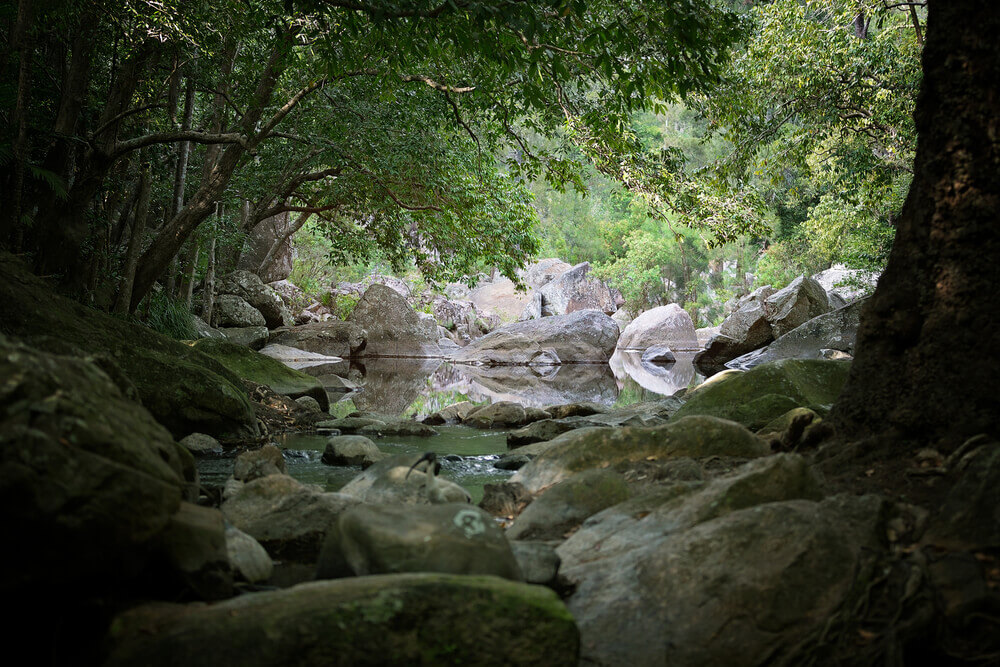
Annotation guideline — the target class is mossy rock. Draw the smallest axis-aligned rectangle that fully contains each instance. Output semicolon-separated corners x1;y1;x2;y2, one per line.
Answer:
671;359;851;430
0;335;188;592
510;416;769;493
0;253;257;439
191;338;329;411
104;574;579;667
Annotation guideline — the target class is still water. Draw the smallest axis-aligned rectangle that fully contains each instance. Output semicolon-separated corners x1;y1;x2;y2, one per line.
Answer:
198;352;699;503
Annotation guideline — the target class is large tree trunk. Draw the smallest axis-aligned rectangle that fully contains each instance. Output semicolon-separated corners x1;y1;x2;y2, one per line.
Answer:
113;164;151;314
830;0;1000;452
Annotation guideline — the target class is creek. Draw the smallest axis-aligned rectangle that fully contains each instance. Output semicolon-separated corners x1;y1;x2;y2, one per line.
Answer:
197;351;700;502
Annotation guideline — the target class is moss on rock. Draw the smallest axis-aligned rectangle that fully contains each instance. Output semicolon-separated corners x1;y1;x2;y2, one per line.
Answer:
671;359;851;430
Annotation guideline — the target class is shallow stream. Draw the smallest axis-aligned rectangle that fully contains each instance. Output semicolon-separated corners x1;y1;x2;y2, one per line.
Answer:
197;351;701;502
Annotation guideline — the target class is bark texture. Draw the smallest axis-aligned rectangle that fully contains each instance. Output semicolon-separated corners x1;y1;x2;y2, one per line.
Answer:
830;0;1000;449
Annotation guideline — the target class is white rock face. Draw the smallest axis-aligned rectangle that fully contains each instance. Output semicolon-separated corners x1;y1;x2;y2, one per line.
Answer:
617;304;699;352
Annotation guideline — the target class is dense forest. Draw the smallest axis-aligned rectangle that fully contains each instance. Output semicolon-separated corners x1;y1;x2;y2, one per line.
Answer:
2;0;999;665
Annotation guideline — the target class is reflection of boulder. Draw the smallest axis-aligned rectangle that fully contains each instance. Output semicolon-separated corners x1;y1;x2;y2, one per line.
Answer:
610;350;697;398
350;357;442;415
456;363;619;408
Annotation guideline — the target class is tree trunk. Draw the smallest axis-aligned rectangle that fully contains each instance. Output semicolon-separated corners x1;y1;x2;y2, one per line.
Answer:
830;0;1000;452
165;75;196;298
3;0;35;251
201;209;219;325
34;38;156;287
130;34;289;310
179;237;200;310
113;164;151;314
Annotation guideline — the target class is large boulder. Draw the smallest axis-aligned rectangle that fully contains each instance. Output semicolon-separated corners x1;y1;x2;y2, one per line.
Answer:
469;276;536;321
616;304;699;352
556;453;885;666
0;253;257;439
268;320;367;358
764;275;832;337
221;474;360;562
348;284;441;358
694;288;775;375
211;294;266;328
726;298;867;371
538;262;616;316
672;358;851;430
217;270;293;328
103;574;580;667
811;264;878;302
235;212;296;283
452;310;619;366
510;416;769;494
506;469;629;541
522;258;573;289
0;336;190;593
191;338;329;411
316;504;522;580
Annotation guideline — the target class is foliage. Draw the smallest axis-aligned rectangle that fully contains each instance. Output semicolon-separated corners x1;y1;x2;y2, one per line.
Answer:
138;291;198;340
693;0;922;276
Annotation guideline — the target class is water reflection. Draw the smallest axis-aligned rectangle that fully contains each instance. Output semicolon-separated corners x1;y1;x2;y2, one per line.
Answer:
609;350;699;399
312;353;697;418
456;363;619;408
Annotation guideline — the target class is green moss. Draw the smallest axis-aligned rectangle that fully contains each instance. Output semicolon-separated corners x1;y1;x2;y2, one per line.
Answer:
671;359;851;429
191;338;329;411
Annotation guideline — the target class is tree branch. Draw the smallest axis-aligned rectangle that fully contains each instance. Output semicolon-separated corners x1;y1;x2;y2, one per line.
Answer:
112;131;247;157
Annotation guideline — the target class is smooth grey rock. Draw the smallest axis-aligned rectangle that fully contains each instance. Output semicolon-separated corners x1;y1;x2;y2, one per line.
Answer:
348;284;441;358
268;320;367;358
155;502;232;600
218;325;269;350
191;314;225;339
563;489;886;667
221;474;360;562
507;469;629;541
452;310;619;365
617;304;699;352
321;435;386;468
538;262;616;315
726;298;867;371
640;345;676;365
464;401;528;428
423;400;479;425
217;270;293;328
510;541;561;586
316;504;522;580
338;454;471;505
225;524;273;583
233;444;287;482
212;294;266;328
179;433;222;454
763;275;832;338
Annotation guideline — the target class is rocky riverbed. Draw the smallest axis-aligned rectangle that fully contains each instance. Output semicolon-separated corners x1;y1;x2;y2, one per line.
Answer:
2;252;997;666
